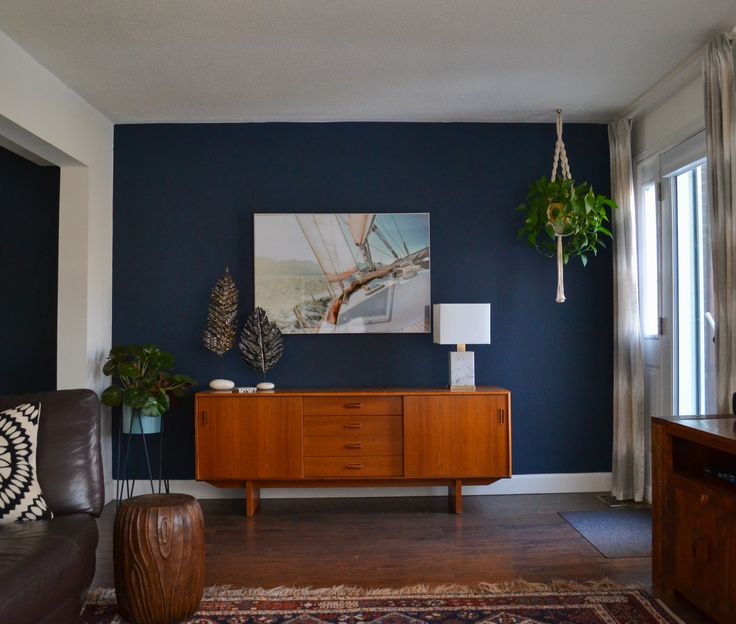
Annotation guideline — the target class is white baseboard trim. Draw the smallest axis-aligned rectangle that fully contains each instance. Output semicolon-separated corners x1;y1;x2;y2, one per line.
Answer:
113;473;612;500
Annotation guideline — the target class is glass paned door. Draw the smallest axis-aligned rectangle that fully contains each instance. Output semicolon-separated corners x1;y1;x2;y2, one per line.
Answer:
635;132;714;501
659;132;715;416
671;162;714;415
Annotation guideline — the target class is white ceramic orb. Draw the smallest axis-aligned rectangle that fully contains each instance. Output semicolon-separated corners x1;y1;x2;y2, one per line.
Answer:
257;382;275;391
209;378;235;391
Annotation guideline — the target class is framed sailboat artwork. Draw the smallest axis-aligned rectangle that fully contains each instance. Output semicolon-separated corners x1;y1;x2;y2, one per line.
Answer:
254;213;431;334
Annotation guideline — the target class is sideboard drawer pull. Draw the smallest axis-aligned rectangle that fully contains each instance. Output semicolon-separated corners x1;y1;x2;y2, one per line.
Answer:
344;402;362;409
497;409;505;424
700;494;709;505
345;463;364;470
344;442;364;449
344;422;363;429
201;411;208;427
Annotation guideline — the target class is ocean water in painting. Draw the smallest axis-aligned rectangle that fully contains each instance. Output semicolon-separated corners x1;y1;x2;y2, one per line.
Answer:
254;213;430;334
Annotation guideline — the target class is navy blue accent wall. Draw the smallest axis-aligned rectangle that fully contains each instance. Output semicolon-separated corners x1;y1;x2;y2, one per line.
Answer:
112;123;613;479
0;146;59;394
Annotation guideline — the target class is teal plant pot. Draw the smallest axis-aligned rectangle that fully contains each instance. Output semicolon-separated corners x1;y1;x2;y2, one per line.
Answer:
122;405;162;434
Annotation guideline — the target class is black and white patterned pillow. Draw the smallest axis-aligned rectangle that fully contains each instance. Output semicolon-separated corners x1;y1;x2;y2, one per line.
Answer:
0;402;53;523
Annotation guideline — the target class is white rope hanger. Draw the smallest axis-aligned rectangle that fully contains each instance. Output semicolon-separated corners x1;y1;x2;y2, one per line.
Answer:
549;109;571;303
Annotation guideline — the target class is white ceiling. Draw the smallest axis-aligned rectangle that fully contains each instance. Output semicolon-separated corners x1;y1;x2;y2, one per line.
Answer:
0;1;734;123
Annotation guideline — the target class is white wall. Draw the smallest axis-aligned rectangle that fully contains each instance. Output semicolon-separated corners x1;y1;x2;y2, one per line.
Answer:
631;73;704;160
0;29;114;499
627;42;705;164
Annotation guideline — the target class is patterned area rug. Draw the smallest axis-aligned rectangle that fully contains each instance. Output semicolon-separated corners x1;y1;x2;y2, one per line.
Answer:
81;581;684;624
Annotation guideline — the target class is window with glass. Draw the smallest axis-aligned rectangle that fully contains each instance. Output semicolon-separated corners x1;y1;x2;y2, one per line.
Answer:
639;182;659;337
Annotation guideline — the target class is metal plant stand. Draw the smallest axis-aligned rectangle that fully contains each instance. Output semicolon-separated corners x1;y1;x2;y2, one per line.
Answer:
115;408;170;503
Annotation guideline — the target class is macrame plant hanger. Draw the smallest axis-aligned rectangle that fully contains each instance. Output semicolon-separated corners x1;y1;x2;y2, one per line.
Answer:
549;109;572;303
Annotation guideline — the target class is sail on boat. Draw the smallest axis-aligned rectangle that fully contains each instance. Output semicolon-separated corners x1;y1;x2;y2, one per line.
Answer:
345;214;376;270
296;214;358;286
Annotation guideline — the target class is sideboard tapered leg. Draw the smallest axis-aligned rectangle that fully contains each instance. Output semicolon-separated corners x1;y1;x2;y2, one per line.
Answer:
246;481;260;517
449;480;462;514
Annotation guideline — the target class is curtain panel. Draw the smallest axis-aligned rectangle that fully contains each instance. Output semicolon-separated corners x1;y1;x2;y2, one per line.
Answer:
704;31;736;414
609;119;647;502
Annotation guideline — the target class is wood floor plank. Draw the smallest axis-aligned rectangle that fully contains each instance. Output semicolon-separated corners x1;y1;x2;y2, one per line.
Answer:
92;493;712;623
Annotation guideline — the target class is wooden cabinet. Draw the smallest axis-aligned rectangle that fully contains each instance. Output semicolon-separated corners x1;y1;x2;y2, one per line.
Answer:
195;387;511;516
653;416;736;623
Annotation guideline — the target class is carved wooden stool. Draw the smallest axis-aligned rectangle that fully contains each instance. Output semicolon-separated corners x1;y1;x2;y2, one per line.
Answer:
114;494;205;624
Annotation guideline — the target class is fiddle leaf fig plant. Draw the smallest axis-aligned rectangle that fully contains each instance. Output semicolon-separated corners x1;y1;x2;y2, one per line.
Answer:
516;176;617;267
101;345;196;417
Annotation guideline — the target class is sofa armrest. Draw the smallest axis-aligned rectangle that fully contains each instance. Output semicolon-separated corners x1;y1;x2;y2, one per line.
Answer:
0;389;104;517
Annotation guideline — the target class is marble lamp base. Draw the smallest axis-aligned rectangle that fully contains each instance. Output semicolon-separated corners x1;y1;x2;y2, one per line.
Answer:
449;351;475;391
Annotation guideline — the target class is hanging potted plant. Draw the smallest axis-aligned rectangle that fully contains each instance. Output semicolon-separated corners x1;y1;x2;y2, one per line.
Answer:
516;110;617;302
101;344;196;434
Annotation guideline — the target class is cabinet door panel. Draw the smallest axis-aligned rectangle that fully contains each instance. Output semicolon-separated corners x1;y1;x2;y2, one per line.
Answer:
673;485;731;622
404;395;510;478
196;396;302;480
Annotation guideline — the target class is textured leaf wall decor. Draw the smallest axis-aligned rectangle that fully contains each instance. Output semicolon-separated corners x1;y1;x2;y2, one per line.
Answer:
202;267;239;356
239;307;284;376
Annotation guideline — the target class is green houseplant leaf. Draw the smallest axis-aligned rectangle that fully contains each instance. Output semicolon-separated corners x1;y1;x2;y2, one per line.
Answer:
516;176;617;265
100;344;196;417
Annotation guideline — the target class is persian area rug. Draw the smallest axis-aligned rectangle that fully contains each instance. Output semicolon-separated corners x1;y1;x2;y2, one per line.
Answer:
559;508;652;558
81;580;684;624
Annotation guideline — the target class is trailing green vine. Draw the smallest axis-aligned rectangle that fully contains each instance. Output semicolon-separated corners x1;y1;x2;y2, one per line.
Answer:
516;176;617;267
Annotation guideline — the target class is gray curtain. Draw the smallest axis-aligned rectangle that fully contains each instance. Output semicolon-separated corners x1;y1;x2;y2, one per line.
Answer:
704;31;736;414
609;119;647;502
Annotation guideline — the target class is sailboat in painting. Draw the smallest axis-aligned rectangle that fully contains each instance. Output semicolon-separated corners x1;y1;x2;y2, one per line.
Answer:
254;213;430;334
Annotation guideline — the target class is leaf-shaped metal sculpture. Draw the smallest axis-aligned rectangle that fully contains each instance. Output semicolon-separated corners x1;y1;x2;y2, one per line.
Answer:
202;267;239;356
238;307;284;377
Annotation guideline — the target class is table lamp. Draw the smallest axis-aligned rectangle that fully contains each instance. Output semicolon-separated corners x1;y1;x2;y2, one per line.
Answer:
433;303;491;391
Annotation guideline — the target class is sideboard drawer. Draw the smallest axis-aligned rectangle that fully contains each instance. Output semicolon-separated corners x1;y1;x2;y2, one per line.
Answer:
304;455;403;477
303;396;403;416
304;435;403;457
304;414;402;436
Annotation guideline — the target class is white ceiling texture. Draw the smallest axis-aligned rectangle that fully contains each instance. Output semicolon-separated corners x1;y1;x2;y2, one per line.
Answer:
0;1;734;123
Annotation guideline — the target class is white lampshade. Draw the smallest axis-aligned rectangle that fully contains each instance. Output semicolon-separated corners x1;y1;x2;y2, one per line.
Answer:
433;303;491;345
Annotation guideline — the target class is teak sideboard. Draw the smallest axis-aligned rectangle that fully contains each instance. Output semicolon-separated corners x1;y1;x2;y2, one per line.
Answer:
652;415;736;623
195;387;512;515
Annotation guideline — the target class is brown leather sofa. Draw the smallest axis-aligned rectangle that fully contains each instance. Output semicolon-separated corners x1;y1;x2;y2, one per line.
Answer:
0;389;104;624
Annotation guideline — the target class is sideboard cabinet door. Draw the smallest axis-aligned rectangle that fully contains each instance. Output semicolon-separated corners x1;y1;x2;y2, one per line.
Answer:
195;396;303;480
404;395;511;478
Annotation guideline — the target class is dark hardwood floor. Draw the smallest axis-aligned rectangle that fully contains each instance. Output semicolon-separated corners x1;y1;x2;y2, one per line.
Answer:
92;492;712;623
